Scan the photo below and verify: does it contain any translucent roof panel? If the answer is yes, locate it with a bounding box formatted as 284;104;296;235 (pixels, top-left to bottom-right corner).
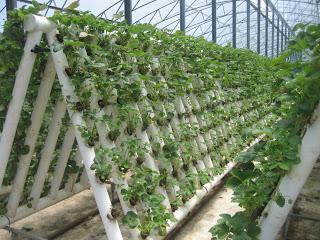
270;0;320;27
0;0;319;56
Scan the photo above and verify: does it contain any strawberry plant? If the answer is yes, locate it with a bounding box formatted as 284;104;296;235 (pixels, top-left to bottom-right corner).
0;2;286;236
90;148;112;183
210;23;320;239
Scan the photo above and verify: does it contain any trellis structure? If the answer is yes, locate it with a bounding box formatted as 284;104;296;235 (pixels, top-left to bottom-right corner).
0;13;277;239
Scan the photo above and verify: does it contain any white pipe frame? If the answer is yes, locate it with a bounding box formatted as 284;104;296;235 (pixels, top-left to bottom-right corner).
259;103;320;240
0;17;50;189
6;50;57;217
30;100;67;208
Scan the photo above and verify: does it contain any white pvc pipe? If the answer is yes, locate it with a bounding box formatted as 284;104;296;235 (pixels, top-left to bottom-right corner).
24;14;56;33
0;30;43;189
259;103;320;240
50;127;75;198
29;100;67;208
0;182;85;228
46;23;123;239
6;56;57;217
88;84;141;240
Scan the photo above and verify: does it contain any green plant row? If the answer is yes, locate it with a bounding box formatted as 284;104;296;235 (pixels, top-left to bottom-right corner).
0;1;282;238
209;24;320;239
48;7;280;238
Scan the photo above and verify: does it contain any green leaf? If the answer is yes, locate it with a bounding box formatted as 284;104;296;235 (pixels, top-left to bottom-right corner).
247;223;261;238
21;145;30;155
236;151;256;163
122;211;139;229
278;161;291;171
274;192;285;207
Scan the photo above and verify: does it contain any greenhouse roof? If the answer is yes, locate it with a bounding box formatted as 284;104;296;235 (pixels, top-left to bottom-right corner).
271;0;320;27
0;0;319;55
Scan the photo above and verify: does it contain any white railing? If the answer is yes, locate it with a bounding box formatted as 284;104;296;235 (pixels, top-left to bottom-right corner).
0;14;274;240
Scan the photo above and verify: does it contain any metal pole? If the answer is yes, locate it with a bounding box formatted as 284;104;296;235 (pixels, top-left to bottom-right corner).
257;0;261;54
271;9;275;58
5;0;17;16
265;0;269;56
284;25;287;49
180;0;186;32
276;15;280;57
212;0;217;42
247;0;250;49
124;0;132;25
281;20;284;52
232;0;236;48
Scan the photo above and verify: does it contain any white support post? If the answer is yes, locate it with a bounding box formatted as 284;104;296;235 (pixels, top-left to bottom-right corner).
6;56;57;217
0;31;43;189
29;100;67;208
259;104;320;240
0;14;56;189
50;127;75;198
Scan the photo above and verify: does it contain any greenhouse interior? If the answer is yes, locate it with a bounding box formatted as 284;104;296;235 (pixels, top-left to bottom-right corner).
0;0;319;239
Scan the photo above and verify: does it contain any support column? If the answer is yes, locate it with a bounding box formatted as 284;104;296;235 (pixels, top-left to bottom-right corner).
124;0;132;25
232;0;236;48
257;0;261;54
265;0;269;56
281;20;284;52
271;9;275;58
246;0;250;49
212;0;217;42
276;15;280;57
5;0;17;16
284;25;287;49
180;0;186;32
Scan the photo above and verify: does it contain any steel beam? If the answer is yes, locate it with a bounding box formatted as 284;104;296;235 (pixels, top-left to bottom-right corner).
271;10;275;58
247;0;250;49
265;0;269;56
257;0;261;54
5;0;17;16
232;0;236;48
212;0;217;42
277;15;280;57
180;0;186;32
124;0;132;25
281;20;284;52
284;25;287;49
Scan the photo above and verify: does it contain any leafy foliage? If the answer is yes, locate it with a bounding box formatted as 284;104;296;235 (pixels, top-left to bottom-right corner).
1;2;283;237
211;23;320;239
209;212;260;240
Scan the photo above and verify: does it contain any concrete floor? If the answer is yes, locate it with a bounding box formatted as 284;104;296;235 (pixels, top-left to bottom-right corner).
54;188;241;240
0;187;241;240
